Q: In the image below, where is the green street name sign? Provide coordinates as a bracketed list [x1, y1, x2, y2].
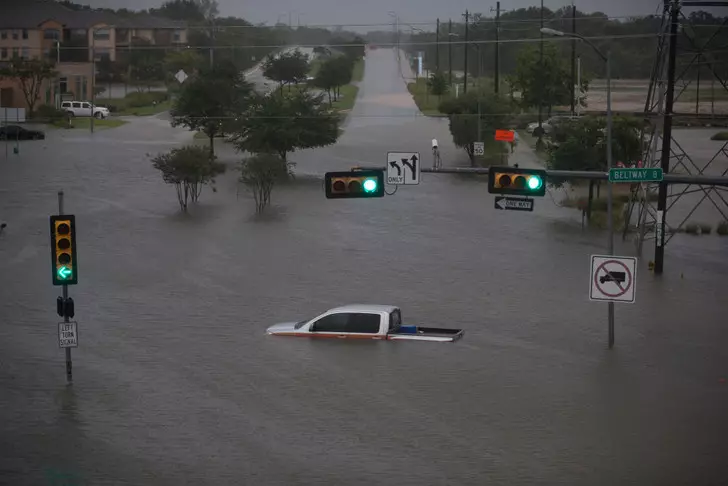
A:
[609, 168, 664, 183]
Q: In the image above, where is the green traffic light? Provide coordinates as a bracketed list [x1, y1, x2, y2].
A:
[528, 176, 543, 190]
[57, 266, 72, 280]
[363, 178, 377, 192]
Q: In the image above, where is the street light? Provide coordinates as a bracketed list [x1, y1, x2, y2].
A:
[541, 27, 615, 348]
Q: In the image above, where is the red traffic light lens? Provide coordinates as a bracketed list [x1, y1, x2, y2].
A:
[498, 175, 512, 187]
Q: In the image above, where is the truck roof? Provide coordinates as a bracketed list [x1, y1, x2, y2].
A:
[328, 304, 399, 314]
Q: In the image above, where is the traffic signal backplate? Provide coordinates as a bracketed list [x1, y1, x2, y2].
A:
[325, 170, 385, 199]
[488, 166, 546, 197]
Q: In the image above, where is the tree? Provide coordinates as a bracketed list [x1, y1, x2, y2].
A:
[439, 91, 512, 166]
[512, 43, 588, 117]
[230, 90, 340, 168]
[427, 71, 449, 101]
[547, 115, 644, 219]
[0, 59, 57, 117]
[238, 153, 289, 213]
[170, 63, 253, 157]
[262, 50, 310, 92]
[151, 145, 226, 212]
[128, 38, 165, 91]
[158, 0, 206, 21]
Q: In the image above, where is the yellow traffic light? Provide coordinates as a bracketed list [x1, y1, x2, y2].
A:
[325, 170, 384, 199]
[50, 215, 78, 285]
[488, 166, 546, 197]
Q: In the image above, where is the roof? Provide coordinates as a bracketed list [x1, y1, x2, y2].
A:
[0, 0, 186, 30]
[328, 304, 399, 314]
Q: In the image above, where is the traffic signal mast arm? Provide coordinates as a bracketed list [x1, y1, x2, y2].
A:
[351, 167, 728, 187]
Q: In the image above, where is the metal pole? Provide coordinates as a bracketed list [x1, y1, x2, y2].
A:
[538, 0, 544, 130]
[606, 50, 615, 349]
[571, 4, 577, 116]
[463, 10, 469, 94]
[448, 19, 453, 86]
[495, 2, 500, 94]
[576, 56, 582, 116]
[90, 30, 95, 133]
[477, 45, 481, 144]
[436, 18, 440, 72]
[654, 0, 680, 275]
[58, 191, 72, 384]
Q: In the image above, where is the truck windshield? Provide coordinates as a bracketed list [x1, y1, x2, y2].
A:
[294, 319, 310, 330]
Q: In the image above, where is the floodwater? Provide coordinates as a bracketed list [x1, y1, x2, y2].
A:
[1, 48, 727, 486]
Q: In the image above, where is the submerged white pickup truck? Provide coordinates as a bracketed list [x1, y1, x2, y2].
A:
[266, 304, 464, 342]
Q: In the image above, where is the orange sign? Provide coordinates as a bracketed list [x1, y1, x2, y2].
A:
[495, 129, 515, 142]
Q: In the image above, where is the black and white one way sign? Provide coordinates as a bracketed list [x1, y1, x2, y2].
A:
[589, 255, 637, 304]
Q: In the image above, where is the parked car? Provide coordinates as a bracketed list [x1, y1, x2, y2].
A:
[526, 115, 581, 135]
[0, 125, 45, 140]
[60, 101, 110, 119]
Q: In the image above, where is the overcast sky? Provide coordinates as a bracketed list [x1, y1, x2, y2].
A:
[77, 0, 715, 27]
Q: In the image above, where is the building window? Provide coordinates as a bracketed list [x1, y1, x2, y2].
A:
[22, 29, 28, 40]
[21, 47, 29, 59]
[12, 31, 19, 40]
[93, 28, 110, 40]
[0, 48, 7, 59]
[75, 76, 82, 98]
[44, 29, 61, 40]
[173, 30, 182, 42]
[12, 47, 19, 58]
[59, 77, 68, 94]
[93, 47, 111, 60]
[0, 31, 6, 40]
[82, 76, 87, 98]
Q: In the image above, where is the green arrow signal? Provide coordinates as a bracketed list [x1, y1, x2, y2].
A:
[57, 266, 72, 280]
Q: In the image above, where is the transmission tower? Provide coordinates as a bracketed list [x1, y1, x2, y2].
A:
[624, 0, 728, 274]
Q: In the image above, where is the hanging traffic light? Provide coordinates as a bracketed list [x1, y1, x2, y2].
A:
[488, 166, 546, 197]
[50, 215, 78, 286]
[325, 170, 385, 199]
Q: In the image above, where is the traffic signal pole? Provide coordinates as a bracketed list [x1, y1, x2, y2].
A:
[58, 191, 72, 384]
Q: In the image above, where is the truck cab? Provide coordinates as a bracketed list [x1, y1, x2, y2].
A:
[266, 304, 463, 342]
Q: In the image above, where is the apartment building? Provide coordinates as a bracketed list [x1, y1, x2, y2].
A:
[0, 0, 187, 111]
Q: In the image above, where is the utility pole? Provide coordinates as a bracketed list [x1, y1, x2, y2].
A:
[495, 2, 500, 94]
[538, 0, 544, 130]
[90, 30, 95, 134]
[570, 4, 577, 115]
[448, 19, 453, 86]
[654, 0, 680, 275]
[436, 18, 440, 72]
[463, 10, 469, 94]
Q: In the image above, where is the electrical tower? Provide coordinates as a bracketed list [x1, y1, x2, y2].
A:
[625, 0, 728, 274]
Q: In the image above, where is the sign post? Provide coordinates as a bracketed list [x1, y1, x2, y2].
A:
[56, 191, 76, 383]
[589, 255, 637, 348]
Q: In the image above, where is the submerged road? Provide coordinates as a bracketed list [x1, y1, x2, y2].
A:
[0, 48, 727, 486]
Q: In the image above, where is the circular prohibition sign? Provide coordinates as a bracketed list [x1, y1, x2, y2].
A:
[594, 259, 633, 298]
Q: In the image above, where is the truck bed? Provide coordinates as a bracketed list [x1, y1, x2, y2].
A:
[388, 326, 464, 342]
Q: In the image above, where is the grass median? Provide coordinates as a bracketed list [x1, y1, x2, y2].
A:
[52, 117, 128, 130]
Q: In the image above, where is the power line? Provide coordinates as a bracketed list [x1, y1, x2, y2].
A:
[34, 33, 664, 52]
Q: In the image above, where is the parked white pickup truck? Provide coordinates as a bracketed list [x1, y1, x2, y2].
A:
[266, 304, 464, 342]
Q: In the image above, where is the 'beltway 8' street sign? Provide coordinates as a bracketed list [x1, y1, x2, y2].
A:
[609, 168, 663, 183]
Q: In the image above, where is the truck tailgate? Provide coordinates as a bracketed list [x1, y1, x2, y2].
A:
[388, 327, 464, 342]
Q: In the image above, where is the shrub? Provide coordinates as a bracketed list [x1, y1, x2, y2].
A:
[238, 153, 289, 213]
[125, 91, 168, 108]
[717, 221, 728, 236]
[685, 223, 700, 234]
[33, 104, 67, 123]
[710, 131, 728, 141]
[699, 222, 712, 234]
